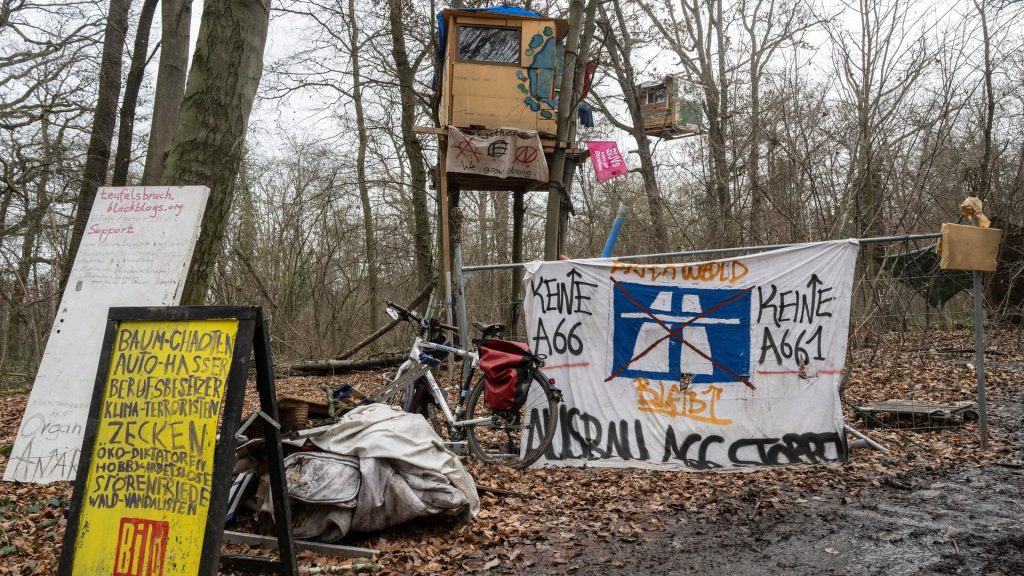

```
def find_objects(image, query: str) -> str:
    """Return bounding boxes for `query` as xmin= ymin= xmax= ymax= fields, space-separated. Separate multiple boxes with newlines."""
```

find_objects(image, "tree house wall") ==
xmin=440 ymin=11 xmax=565 ymax=136
xmin=638 ymin=76 xmax=703 ymax=139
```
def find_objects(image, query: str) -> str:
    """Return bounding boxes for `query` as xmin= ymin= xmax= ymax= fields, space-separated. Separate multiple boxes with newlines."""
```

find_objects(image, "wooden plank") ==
xmin=439 ymin=136 xmax=453 ymax=325
xmin=413 ymin=125 xmax=447 ymax=135
xmin=254 ymin=310 xmax=299 ymax=575
xmin=414 ymin=126 xmax=572 ymax=150
xmin=858 ymin=400 xmax=975 ymax=415
xmin=223 ymin=531 xmax=379 ymax=559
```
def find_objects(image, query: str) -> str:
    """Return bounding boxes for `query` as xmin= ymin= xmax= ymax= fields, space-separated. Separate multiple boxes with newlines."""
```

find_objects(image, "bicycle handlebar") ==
xmin=385 ymin=300 xmax=458 ymax=333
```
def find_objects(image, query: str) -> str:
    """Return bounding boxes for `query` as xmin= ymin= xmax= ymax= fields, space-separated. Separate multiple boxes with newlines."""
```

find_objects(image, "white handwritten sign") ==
xmin=446 ymin=126 xmax=549 ymax=182
xmin=522 ymin=241 xmax=859 ymax=470
xmin=4 ymin=186 xmax=209 ymax=484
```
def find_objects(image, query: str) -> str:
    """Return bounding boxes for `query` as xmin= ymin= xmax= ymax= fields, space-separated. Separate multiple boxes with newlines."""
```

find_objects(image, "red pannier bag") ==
xmin=479 ymin=340 xmax=536 ymax=410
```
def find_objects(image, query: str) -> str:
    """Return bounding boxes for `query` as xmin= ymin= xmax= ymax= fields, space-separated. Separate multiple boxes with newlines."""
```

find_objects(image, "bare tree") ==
xmin=595 ymin=0 xmax=669 ymax=252
xmin=641 ymin=0 xmax=739 ymax=244
xmin=829 ymin=0 xmax=933 ymax=243
xmin=163 ymin=0 xmax=272 ymax=304
xmin=112 ymin=0 xmax=160 ymax=186
xmin=387 ymin=0 xmax=433 ymax=295
xmin=142 ymin=0 xmax=193 ymax=184
xmin=543 ymin=0 xmax=595 ymax=259
xmin=738 ymin=0 xmax=816 ymax=241
xmin=61 ymin=0 xmax=132 ymax=294
xmin=344 ymin=0 xmax=379 ymax=327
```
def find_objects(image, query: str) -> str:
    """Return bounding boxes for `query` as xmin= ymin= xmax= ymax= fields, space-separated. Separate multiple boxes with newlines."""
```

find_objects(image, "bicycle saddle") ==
xmin=472 ymin=321 xmax=504 ymax=335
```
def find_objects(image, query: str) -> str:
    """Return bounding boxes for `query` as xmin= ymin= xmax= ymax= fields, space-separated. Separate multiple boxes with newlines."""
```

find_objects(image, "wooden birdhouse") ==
xmin=638 ymin=75 xmax=703 ymax=139
xmin=438 ymin=8 xmax=569 ymax=135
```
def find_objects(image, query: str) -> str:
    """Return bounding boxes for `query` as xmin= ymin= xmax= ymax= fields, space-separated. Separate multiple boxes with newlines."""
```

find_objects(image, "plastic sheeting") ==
xmin=261 ymin=404 xmax=479 ymax=542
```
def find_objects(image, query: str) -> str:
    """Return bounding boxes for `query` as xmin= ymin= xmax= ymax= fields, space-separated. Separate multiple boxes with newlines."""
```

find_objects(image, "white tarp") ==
xmin=4 ymin=186 xmax=208 ymax=483
xmin=522 ymin=240 xmax=860 ymax=470
xmin=446 ymin=126 xmax=549 ymax=182
xmin=308 ymin=404 xmax=480 ymax=519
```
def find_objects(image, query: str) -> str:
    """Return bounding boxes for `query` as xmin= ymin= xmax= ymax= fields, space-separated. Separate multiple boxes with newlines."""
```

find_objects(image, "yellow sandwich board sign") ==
xmin=58 ymin=307 xmax=296 ymax=575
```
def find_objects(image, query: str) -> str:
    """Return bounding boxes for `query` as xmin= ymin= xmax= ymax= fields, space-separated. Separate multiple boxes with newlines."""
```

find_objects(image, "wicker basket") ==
xmin=279 ymin=403 xmax=309 ymax=433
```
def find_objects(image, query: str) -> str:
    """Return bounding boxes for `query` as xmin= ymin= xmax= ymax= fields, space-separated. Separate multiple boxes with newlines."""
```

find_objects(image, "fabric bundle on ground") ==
xmin=261 ymin=404 xmax=478 ymax=541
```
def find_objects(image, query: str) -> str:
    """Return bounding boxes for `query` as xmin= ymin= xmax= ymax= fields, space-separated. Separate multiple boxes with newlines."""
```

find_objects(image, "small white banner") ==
xmin=522 ymin=240 xmax=860 ymax=470
xmin=4 ymin=186 xmax=209 ymax=484
xmin=446 ymin=126 xmax=549 ymax=182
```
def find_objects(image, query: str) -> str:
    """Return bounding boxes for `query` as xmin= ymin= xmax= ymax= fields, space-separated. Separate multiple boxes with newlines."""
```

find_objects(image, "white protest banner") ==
xmin=4 ymin=186 xmax=209 ymax=483
xmin=446 ymin=126 xmax=549 ymax=182
xmin=522 ymin=240 xmax=859 ymax=470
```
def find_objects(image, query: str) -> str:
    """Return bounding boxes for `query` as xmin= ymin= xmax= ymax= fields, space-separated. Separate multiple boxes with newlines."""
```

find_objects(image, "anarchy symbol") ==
xmin=455 ymin=137 xmax=481 ymax=162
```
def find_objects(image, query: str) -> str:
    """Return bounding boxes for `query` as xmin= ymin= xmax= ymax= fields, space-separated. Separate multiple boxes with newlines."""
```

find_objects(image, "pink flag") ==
xmin=588 ymin=141 xmax=628 ymax=183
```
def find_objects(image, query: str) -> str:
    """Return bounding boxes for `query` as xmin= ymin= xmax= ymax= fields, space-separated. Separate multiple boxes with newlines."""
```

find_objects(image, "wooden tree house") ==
xmin=433 ymin=8 xmax=570 ymax=191
xmin=417 ymin=7 xmax=575 ymax=337
xmin=637 ymin=75 xmax=703 ymax=139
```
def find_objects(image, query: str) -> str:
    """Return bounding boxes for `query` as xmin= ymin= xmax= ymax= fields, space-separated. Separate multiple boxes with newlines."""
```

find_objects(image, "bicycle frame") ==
xmin=379 ymin=336 xmax=492 ymax=429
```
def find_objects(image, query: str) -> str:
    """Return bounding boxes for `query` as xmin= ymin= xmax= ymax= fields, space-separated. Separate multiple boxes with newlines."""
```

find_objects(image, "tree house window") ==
xmin=457 ymin=26 xmax=521 ymax=65
xmin=646 ymin=87 xmax=667 ymax=105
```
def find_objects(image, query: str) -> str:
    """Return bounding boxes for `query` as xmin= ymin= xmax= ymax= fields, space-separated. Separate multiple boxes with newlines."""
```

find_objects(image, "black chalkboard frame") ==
xmin=57 ymin=306 xmax=297 ymax=576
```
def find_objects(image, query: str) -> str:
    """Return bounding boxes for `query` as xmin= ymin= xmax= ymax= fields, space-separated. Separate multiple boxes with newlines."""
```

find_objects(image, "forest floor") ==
xmin=1 ymin=329 xmax=1022 ymax=575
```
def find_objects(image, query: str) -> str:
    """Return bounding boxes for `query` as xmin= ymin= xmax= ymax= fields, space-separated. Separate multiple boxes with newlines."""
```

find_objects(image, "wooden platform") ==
xmin=856 ymin=399 xmax=978 ymax=429
xmin=414 ymin=125 xmax=581 ymax=191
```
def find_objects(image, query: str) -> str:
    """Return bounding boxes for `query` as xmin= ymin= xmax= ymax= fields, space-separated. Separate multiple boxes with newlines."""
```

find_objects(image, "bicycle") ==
xmin=371 ymin=300 xmax=561 ymax=469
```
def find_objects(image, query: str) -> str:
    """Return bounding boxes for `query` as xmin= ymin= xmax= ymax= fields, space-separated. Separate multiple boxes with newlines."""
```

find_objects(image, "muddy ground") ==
xmin=569 ymin=408 xmax=1024 ymax=576
xmin=1 ymin=329 xmax=1022 ymax=575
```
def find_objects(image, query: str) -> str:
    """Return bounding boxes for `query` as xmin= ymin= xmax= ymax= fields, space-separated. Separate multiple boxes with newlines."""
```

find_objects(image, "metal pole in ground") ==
xmin=972 ymin=269 xmax=989 ymax=449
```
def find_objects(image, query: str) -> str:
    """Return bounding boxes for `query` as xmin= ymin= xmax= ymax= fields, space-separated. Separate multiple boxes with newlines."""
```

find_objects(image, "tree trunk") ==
xmin=162 ymin=0 xmax=272 ymax=304
xmin=143 ymin=0 xmax=193 ymax=185
xmin=558 ymin=159 xmax=575 ymax=255
xmin=976 ymin=0 xmax=994 ymax=201
xmin=5 ymin=118 xmax=53 ymax=370
xmin=509 ymin=189 xmax=525 ymax=331
xmin=602 ymin=0 xmax=668 ymax=251
xmin=711 ymin=0 xmax=732 ymax=242
xmin=387 ymin=0 xmax=433 ymax=296
xmin=747 ymin=55 xmax=762 ymax=243
xmin=112 ymin=0 xmax=160 ymax=186
xmin=60 ymin=0 xmax=132 ymax=294
xmin=494 ymin=188 xmax=509 ymax=261
xmin=348 ymin=0 xmax=378 ymax=328
xmin=543 ymin=0 xmax=588 ymax=260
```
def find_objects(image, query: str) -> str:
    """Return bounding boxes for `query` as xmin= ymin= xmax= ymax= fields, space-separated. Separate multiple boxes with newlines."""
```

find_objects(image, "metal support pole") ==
xmin=602 ymin=203 xmax=627 ymax=258
xmin=464 ymin=232 xmax=943 ymax=272
xmin=973 ymin=269 xmax=989 ymax=449
xmin=452 ymin=242 xmax=472 ymax=388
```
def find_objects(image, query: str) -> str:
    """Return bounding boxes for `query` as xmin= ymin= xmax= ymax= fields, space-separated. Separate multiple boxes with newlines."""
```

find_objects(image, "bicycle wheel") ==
xmin=465 ymin=369 xmax=559 ymax=469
